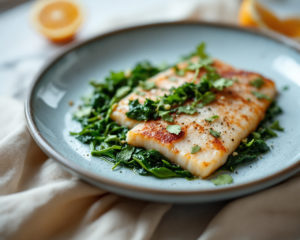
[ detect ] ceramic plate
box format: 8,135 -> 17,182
25,22 -> 300,203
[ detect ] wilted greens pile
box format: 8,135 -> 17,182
70,43 -> 283,180
70,61 -> 193,179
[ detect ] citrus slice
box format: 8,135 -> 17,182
239,0 -> 300,39
31,0 -> 83,43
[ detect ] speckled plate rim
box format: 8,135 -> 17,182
25,21 -> 300,201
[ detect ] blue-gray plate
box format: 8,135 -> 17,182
25,22 -> 300,203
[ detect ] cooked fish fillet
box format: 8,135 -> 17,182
111,59 -> 276,178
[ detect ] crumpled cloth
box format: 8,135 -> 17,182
0,97 -> 170,240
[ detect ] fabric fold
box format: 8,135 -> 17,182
198,174 -> 300,240
0,97 -> 171,240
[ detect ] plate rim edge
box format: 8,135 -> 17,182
25,20 -> 300,197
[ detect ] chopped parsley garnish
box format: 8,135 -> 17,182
134,90 -> 146,96
197,92 -> 216,108
126,81 -> 219,121
126,43 -> 233,122
177,105 -> 197,115
187,57 -> 213,82
282,85 -> 289,91
174,65 -> 185,76
250,77 -> 265,88
166,125 -> 181,135
139,81 -> 156,90
252,91 -> 271,100
158,110 -> 174,122
211,174 -> 233,186
191,145 -> 201,154
270,120 -> 284,131
205,115 -> 219,123
209,128 -> 221,138
212,78 -> 234,90
182,42 -> 209,60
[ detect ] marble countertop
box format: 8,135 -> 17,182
0,0 -> 188,98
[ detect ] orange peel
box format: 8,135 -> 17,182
239,0 -> 300,39
31,0 -> 83,43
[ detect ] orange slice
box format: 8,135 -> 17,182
31,0 -> 83,43
239,0 -> 300,39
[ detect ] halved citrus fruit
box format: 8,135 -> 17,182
239,0 -> 300,39
31,0 -> 83,43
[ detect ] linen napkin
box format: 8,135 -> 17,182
0,96 -> 171,240
199,173 -> 300,240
